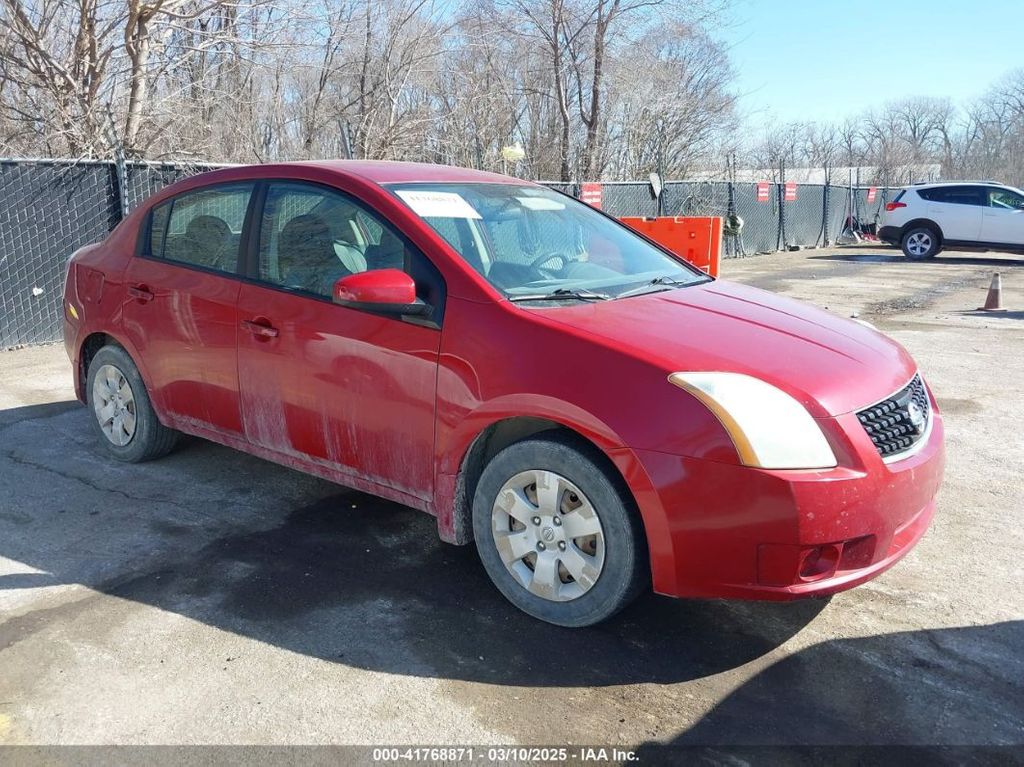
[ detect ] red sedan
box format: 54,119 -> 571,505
62,161 -> 945,626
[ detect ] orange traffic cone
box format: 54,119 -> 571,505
979,273 -> 1007,312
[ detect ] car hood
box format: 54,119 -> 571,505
531,279 -> 917,417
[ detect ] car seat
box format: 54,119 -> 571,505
278,213 -> 350,295
363,228 -> 407,272
184,215 -> 232,269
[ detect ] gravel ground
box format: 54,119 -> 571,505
0,245 -> 1021,754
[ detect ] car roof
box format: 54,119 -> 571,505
910,181 -> 1006,188
297,160 -> 522,185
905,180 -> 1024,196
201,160 -> 522,186
141,160 -> 533,212
147,160 -> 529,206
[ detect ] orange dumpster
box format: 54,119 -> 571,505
620,216 -> 722,278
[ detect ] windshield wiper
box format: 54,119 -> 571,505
508,287 -> 611,303
616,275 -> 695,299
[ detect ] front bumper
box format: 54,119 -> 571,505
633,408 -> 945,600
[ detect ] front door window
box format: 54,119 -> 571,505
257,182 -> 412,298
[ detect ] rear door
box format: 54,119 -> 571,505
981,187 -> 1024,246
235,180 -> 443,500
122,183 -> 255,436
920,185 -> 984,240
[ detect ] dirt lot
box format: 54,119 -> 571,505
0,245 -> 1022,751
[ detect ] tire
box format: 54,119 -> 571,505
472,433 -> 648,627
86,344 -> 178,462
901,226 -> 941,260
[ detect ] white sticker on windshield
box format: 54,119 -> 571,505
516,196 -> 565,211
396,190 -> 482,219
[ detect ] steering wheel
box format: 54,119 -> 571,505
529,252 -> 569,272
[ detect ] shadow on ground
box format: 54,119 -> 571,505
959,310 -> 1024,320
635,620 -> 1024,749
0,402 -> 825,688
0,399 -> 78,427
810,252 -> 1024,268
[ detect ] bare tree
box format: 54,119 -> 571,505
6,0 -> 1024,191
0,0 -> 739,176
0,0 -> 117,155
0,0 -> 278,157
604,23 -> 735,179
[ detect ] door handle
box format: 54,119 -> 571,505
127,284 -> 154,302
241,318 -> 279,339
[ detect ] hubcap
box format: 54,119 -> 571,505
491,469 -> 606,602
907,232 -> 931,256
92,364 -> 137,446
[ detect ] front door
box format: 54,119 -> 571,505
981,187 -> 1024,246
236,181 -> 442,500
122,182 -> 255,436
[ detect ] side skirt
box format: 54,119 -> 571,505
942,239 -> 1024,254
162,413 -> 435,517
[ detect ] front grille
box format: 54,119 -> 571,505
856,375 -> 931,459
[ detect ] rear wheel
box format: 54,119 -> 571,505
901,227 -> 940,260
86,345 -> 177,462
472,434 -> 648,627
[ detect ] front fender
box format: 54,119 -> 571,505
436,393 -> 627,477
432,395 -> 678,593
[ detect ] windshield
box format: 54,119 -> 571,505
388,183 -> 708,302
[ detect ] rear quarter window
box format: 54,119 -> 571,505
147,201 -> 172,257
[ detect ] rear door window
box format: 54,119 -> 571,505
919,186 -> 985,206
147,184 -> 254,273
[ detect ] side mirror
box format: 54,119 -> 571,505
332,269 -> 429,316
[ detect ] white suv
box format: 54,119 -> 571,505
878,182 -> 1024,259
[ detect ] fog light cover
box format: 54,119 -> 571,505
798,545 -> 840,581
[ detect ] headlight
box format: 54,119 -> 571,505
668,372 -> 837,470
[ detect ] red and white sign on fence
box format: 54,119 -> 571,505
580,182 -> 603,209
756,181 -> 770,203
784,182 -> 797,202
867,187 -> 877,203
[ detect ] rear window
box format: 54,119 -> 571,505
145,183 -> 254,273
918,186 -> 985,206
892,190 -> 905,203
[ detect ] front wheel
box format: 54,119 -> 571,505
901,227 -> 941,260
472,434 -> 648,627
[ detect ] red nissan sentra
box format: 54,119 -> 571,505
62,161 -> 945,626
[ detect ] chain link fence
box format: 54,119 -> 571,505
1,158 -> 898,348
732,183 -> 781,255
546,180 -> 897,254
0,159 -> 223,348
1,161 -> 121,348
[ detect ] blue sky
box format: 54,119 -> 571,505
720,0 -> 1024,124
